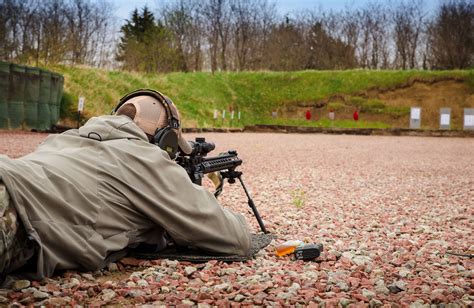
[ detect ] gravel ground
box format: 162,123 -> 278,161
0,131 -> 473,306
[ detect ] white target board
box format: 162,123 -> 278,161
464,109 -> 474,130
440,108 -> 451,130
410,107 -> 421,129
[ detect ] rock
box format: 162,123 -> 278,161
101,289 -> 116,302
163,260 -> 179,268
362,289 -> 376,300
460,294 -> 473,306
234,294 -> 245,302
399,268 -> 411,278
161,286 -> 170,293
107,262 -> 119,272
388,280 -> 407,293
21,287 -> 37,293
199,286 -> 212,294
336,281 -> 350,292
81,273 -> 95,281
33,290 -> 50,299
127,290 -> 146,298
130,272 -> 142,279
409,300 -> 427,308
127,281 -> 136,287
348,277 -> 361,288
62,278 -> 80,289
375,283 -> 390,295
430,291 -> 447,303
448,286 -> 465,296
339,298 -> 352,307
388,285 -> 403,294
288,282 -> 301,294
219,268 -> 237,275
342,251 -> 355,260
369,299 -> 383,307
277,292 -> 293,300
12,280 -> 31,291
404,260 -> 416,269
48,297 -> 69,305
137,279 -> 149,287
0,296 -> 8,303
372,269 -> 384,277
182,299 -> 195,305
214,283 -> 233,292
184,266 -> 197,276
19,295 -> 34,304
353,255 -> 372,266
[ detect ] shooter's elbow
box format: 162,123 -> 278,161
233,216 -> 252,256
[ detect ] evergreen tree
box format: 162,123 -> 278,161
116,6 -> 183,72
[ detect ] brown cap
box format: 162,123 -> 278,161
116,95 -> 193,155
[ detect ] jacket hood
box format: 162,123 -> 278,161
79,115 -> 148,142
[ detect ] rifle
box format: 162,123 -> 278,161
176,137 -> 268,234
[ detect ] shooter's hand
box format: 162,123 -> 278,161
207,171 -> 223,198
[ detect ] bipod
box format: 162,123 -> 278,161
220,170 -> 268,234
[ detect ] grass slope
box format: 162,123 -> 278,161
51,65 -> 473,128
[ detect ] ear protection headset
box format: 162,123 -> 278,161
113,89 -> 181,159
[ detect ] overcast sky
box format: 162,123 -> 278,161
113,0 -> 439,23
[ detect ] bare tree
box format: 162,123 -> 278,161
230,0 -> 254,70
162,0 -> 203,71
201,0 -> 232,72
427,0 -> 473,69
357,3 -> 392,69
65,0 -> 115,65
0,0 -> 114,67
391,0 -> 426,69
39,0 -> 69,64
336,8 -> 360,68
231,0 -> 277,70
0,0 -> 23,62
89,0 -> 116,68
264,16 -> 306,71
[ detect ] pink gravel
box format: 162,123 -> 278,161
0,131 -> 473,306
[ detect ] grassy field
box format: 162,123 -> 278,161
51,65 -> 474,129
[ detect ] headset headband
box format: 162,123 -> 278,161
114,89 -> 180,129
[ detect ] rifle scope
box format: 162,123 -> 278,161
188,137 -> 215,156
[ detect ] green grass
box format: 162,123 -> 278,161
46,65 -> 473,128
350,98 -> 410,117
291,189 -> 306,208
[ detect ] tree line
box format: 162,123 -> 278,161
1,0 -> 473,72
0,0 -> 114,67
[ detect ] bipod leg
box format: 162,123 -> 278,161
237,175 -> 268,234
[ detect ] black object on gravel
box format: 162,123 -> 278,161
128,233 -> 275,262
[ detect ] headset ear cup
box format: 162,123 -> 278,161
154,127 -> 179,159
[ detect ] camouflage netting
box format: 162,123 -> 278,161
0,61 -> 64,130
0,62 -> 9,128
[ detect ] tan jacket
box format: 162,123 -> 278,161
0,115 -> 251,278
